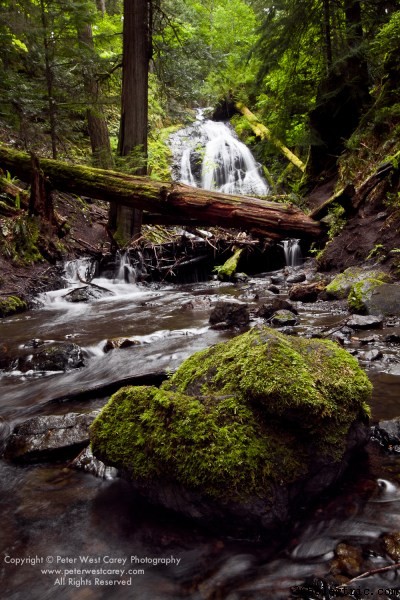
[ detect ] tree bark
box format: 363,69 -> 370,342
117,0 -> 151,240
77,24 -> 114,171
0,145 -> 323,240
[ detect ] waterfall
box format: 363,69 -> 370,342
170,112 -> 268,196
281,239 -> 302,267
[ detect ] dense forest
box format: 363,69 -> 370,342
0,0 -> 400,282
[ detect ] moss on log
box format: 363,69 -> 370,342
0,144 -> 322,240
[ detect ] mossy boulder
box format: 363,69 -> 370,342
90,326 -> 371,533
0,295 -> 27,318
326,268 -> 390,300
348,276 -> 392,314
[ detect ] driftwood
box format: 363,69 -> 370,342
0,145 -> 322,240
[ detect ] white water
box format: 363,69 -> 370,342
172,114 -> 269,196
280,239 -> 302,267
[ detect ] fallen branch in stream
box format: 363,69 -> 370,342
345,561 -> 400,584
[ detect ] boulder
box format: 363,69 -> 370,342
348,277 -> 392,314
19,342 -> 85,372
326,268 -> 390,300
363,284 -> 400,317
270,310 -> 299,327
5,411 -> 100,461
209,301 -> 250,329
90,326 -> 371,534
371,418 -> 400,452
0,295 -> 27,318
347,315 -> 384,330
289,281 -> 326,302
286,272 -> 306,284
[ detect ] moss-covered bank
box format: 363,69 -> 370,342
91,327 -> 371,508
0,295 -> 27,317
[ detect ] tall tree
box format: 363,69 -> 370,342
115,0 -> 151,240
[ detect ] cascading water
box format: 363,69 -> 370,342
280,238 -> 303,267
170,111 -> 269,196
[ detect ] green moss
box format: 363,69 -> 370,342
0,295 -> 27,317
213,248 -> 243,281
326,267 -> 390,299
348,276 -> 390,313
90,326 -> 371,502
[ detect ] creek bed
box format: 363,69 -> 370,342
1,269 -> 400,599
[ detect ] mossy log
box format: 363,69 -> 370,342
0,145 -> 322,241
235,103 -> 306,173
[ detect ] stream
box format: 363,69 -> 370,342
1,261 -> 400,600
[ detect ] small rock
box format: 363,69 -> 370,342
383,532 -> 400,561
270,310 -> 299,327
24,339 -> 45,349
256,299 -> 297,320
363,349 -> 383,362
384,333 -> 400,343
347,315 -> 384,330
267,285 -> 280,294
103,338 -> 140,353
5,411 -> 100,462
289,281 -> 326,303
71,446 -> 118,480
19,342 -> 86,372
286,273 -> 306,284
371,418 -> 400,451
330,543 -> 363,578
270,275 -> 285,285
209,302 -> 250,329
64,285 -> 112,303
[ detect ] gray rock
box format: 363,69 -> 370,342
103,338 -> 140,353
286,273 -> 306,284
5,411 -> 100,462
209,301 -> 250,329
363,349 -> 383,362
71,446 -> 118,480
347,315 -> 384,330
256,298 -> 297,320
20,342 -> 85,372
64,285 -> 112,303
270,310 -> 299,327
365,284 -> 400,317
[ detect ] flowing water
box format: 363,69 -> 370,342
169,111 -> 269,196
2,261 -> 400,600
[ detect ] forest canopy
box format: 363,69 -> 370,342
0,0 -> 399,184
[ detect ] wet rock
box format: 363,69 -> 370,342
330,542 -> 363,578
384,333 -> 400,343
270,310 -> 299,327
371,418 -> 400,452
267,284 -> 280,294
270,274 -> 285,285
23,338 -> 45,348
347,315 -> 383,330
362,349 -> 383,362
233,272 -> 248,283
288,281 -> 326,302
326,267 -> 390,300
348,275 -> 391,314
383,532 -> 400,561
5,410 -> 100,462
103,338 -> 140,353
19,342 -> 86,372
0,417 -> 11,455
256,298 -> 297,320
286,272 -> 306,284
0,295 -> 27,317
364,284 -> 400,317
209,301 -> 250,329
359,335 -> 380,345
64,285 -> 112,303
91,326 -> 371,535
71,446 -> 118,480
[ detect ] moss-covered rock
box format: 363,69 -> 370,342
348,275 -> 392,314
213,248 -> 243,281
326,267 -> 390,300
90,326 -> 371,533
0,295 -> 27,318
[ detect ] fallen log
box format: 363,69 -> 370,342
235,103 -> 306,173
0,145 -> 322,240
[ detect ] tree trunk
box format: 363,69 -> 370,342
117,0 -> 151,241
39,0 -> 57,160
0,145 -> 323,241
77,24 -> 114,171
323,0 -> 332,71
